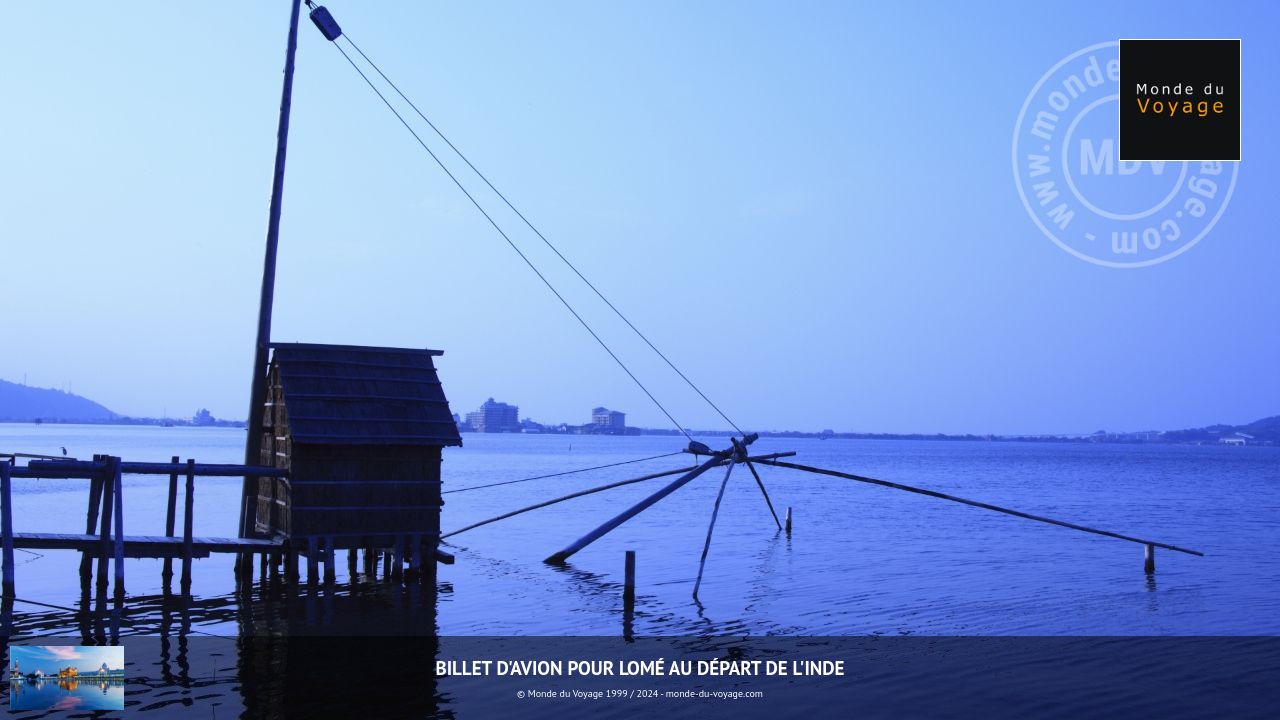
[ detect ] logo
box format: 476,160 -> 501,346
1012,42 -> 1238,268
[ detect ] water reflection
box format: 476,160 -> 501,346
4,570 -> 448,718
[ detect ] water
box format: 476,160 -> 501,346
2,424 -> 1277,636
9,678 -> 124,712
2,425 -> 1278,717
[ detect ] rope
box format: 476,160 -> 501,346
443,451 -> 684,494
340,33 -> 745,437
329,40 -> 693,442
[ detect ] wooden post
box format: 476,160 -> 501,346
785,507 -> 792,536
285,548 -> 298,582
80,458 -> 105,581
1144,544 -> 1156,574
391,536 -> 404,582
407,534 -> 421,581
347,548 -> 357,580
95,461 -> 115,592
323,537 -> 336,584
742,459 -> 782,530
259,550 -> 269,579
162,455 -> 179,581
240,0 -> 304,541
1,461 -> 15,600
181,459 -> 195,592
623,550 -> 635,610
363,546 -> 375,576
307,537 -> 318,585
111,457 -> 125,599
382,550 -> 391,578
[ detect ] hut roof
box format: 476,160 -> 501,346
270,343 -> 462,446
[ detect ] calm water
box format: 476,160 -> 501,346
9,678 -> 124,712
1,424 -> 1277,636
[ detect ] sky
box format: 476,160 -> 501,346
1,1 -> 1276,435
9,645 -> 123,675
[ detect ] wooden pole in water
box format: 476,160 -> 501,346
95,461 -> 115,592
545,453 -> 729,564
307,537 -> 318,585
408,534 -> 422,581
111,457 -> 125,599
240,0 -> 304,543
785,507 -> 792,536
163,455 -> 178,582
323,537 -> 336,584
347,548 -> 357,580
693,461 -> 736,601
623,550 -> 636,610
181,459 -> 195,592
80,457 -> 105,582
1144,544 -> 1156,574
1,461 -> 15,600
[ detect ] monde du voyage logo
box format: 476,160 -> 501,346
1012,40 -> 1240,268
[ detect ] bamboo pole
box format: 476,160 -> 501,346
241,0 -> 304,542
757,459 -> 1204,557
743,460 -> 782,530
443,464 -> 700,540
692,461 -> 736,601
545,453 -> 729,565
443,452 -> 795,542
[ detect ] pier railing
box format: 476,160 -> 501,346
0,456 -> 287,600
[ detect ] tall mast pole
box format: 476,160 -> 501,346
240,0 -> 304,540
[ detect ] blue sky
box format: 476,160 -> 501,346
10,646 -> 123,675
1,1 -> 1275,434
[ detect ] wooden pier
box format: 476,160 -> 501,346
1,455 -> 288,600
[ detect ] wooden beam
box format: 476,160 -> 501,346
545,452 -> 728,565
692,461 -> 736,601
757,459 -> 1204,557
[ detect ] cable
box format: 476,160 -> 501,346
329,41 -> 692,441
339,34 -> 745,436
443,451 -> 683,494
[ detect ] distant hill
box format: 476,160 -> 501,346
0,379 -> 117,422
1162,415 -> 1280,444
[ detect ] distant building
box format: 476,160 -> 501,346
465,398 -> 521,433
587,407 -> 627,434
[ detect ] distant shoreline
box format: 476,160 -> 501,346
4,418 -> 1274,446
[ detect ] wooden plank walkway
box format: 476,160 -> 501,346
11,533 -> 283,558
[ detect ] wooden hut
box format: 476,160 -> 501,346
249,343 -> 461,561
